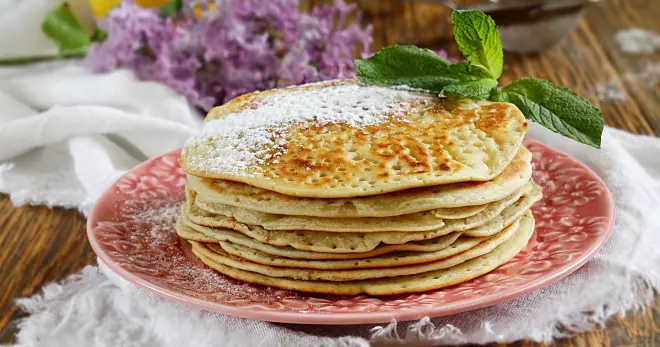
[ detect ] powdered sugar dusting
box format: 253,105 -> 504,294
184,81 -> 432,175
125,201 -> 182,244
112,199 -> 284,299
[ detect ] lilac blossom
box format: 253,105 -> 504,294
86,0 -> 373,111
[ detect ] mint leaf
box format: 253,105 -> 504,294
449,62 -> 494,79
451,10 -> 503,79
41,4 -> 92,55
492,77 -> 604,148
160,0 -> 183,18
355,45 -> 479,91
354,9 -> 605,148
441,78 -> 497,100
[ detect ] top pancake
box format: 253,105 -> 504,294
187,146 -> 531,218
181,80 -> 528,198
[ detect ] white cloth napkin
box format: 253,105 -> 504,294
0,63 -> 202,214
5,117 -> 660,347
2,0 -> 660,346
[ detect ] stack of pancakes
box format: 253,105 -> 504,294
176,80 -> 541,295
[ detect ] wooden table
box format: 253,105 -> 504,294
1,0 -> 659,345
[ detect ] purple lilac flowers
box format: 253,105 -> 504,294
86,0 -> 373,110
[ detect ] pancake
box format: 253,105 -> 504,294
187,147 -> 531,218
181,80 -> 528,198
190,211 -> 535,295
214,216 -> 522,270
191,212 -> 523,281
182,183 -> 538,253
176,220 -> 463,260
175,217 -> 217,242
464,183 -> 541,236
191,182 -> 532,233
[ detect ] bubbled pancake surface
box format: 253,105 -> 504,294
176,219 -> 464,260
181,80 -> 528,198
213,216 -> 522,270
186,147 -> 532,218
189,211 -> 535,295
193,217 -> 521,281
190,182 -> 531,232
182,182 -> 538,253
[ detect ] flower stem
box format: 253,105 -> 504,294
0,52 -> 86,66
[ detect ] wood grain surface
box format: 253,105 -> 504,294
1,0 -> 659,345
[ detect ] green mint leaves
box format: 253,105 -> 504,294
355,45 -> 499,101
355,10 -> 604,148
355,45 -> 469,91
492,78 -> 604,148
441,78 -> 498,100
451,10 -> 503,79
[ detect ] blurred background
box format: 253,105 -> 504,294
1,0 -> 659,131
52,0 -> 658,131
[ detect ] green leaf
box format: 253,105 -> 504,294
449,62 -> 494,79
492,77 -> 604,148
160,0 -> 183,18
41,4 -> 92,55
91,29 -> 108,43
355,45 -> 478,91
441,78 -> 498,100
451,10 -> 503,79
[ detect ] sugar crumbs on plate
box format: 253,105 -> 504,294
114,199 -> 296,301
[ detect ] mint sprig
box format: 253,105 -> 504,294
451,10 -> 503,79
355,45 -> 472,91
441,78 -> 498,100
355,10 -> 604,148
492,78 -> 604,148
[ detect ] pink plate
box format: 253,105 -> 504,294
87,139 -> 615,325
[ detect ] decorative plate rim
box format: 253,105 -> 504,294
87,138 -> 615,325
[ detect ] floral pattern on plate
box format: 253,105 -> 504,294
87,139 -> 615,324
